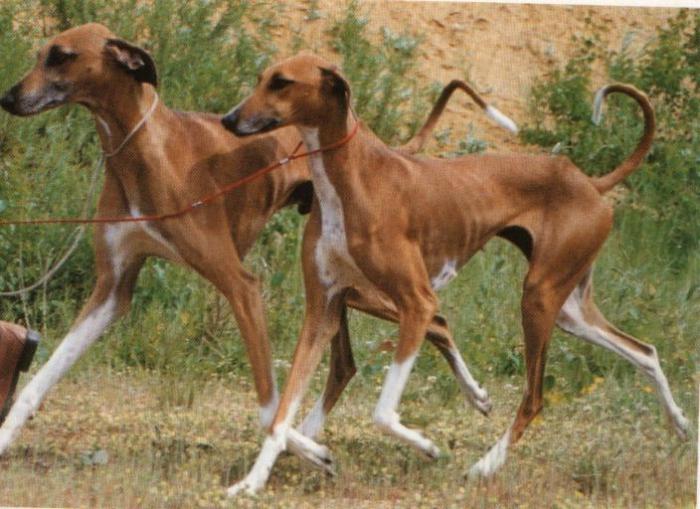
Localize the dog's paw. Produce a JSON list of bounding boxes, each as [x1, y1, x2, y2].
[[226, 479, 257, 498], [288, 430, 336, 476], [469, 389, 493, 417], [422, 440, 442, 460], [672, 411, 690, 441]]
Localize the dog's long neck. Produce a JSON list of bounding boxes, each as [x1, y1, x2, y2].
[[89, 83, 164, 162], [299, 112, 359, 182], [86, 82, 180, 216]]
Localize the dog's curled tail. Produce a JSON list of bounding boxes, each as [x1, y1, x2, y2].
[[399, 80, 518, 154], [591, 83, 655, 194]]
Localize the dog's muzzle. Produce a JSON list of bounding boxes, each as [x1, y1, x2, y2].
[[221, 107, 241, 133], [222, 108, 280, 137], [0, 84, 21, 115], [0, 82, 70, 117]]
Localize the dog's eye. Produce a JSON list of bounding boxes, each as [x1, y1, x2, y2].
[[45, 45, 77, 67], [268, 75, 293, 91]]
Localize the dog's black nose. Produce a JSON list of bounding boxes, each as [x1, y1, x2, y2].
[[0, 84, 20, 114], [221, 108, 240, 132]]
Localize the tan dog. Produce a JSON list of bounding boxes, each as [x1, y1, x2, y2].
[[221, 53, 689, 496], [0, 24, 514, 460]]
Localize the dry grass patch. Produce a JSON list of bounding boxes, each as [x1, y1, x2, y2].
[[0, 369, 694, 508]]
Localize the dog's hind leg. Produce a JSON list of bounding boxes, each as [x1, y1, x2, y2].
[[468, 207, 612, 480], [299, 296, 490, 439], [426, 322, 492, 416], [556, 268, 689, 438], [468, 263, 577, 479], [0, 232, 144, 456], [227, 221, 346, 496]]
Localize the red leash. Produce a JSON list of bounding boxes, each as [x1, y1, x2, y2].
[[0, 120, 360, 227]]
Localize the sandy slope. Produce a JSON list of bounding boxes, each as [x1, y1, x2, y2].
[[269, 1, 680, 151]]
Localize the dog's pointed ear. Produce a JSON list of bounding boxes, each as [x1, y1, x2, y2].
[[319, 66, 350, 110], [104, 38, 158, 87]]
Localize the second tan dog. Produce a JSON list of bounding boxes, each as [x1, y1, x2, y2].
[[0, 24, 514, 463], [222, 53, 689, 496]]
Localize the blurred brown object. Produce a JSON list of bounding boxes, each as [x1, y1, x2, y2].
[[0, 321, 40, 424]]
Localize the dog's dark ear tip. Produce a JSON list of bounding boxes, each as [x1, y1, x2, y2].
[[319, 65, 339, 75], [318, 66, 350, 108], [105, 38, 158, 88]]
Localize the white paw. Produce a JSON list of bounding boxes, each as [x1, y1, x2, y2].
[[226, 478, 260, 498], [467, 429, 511, 481], [468, 389, 493, 416], [0, 431, 12, 456], [410, 430, 441, 460], [467, 459, 492, 481], [672, 412, 690, 441], [287, 430, 336, 475], [422, 440, 442, 460]]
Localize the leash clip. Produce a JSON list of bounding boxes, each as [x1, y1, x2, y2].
[[278, 157, 290, 165], [191, 200, 204, 208]]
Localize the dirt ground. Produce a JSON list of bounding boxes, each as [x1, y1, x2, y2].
[[269, 1, 679, 152]]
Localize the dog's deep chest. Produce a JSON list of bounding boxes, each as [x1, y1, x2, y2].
[[302, 129, 371, 297], [103, 205, 181, 274]]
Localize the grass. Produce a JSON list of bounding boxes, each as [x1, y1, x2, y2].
[[0, 1, 697, 507], [0, 369, 694, 508]]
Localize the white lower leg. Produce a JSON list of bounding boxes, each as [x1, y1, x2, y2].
[[373, 354, 440, 458], [557, 291, 689, 438], [258, 384, 279, 429], [227, 397, 301, 497], [447, 348, 492, 415], [227, 427, 288, 497], [0, 296, 116, 455], [298, 395, 326, 438], [639, 349, 689, 438], [287, 428, 334, 474], [468, 427, 512, 479]]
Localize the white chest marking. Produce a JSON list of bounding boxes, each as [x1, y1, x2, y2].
[[104, 207, 180, 273], [104, 222, 133, 275], [301, 128, 363, 298], [431, 259, 458, 290], [129, 206, 179, 255]]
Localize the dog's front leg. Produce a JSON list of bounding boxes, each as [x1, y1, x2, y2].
[[227, 215, 342, 497], [0, 230, 144, 456]]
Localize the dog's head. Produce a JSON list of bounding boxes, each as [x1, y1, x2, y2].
[[221, 53, 350, 136], [0, 23, 157, 116]]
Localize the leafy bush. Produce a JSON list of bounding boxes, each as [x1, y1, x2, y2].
[[521, 10, 700, 269], [519, 10, 699, 393]]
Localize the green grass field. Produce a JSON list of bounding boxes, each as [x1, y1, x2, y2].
[[0, 1, 697, 507]]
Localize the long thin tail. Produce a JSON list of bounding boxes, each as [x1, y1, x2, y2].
[[590, 84, 655, 194], [399, 80, 518, 154]]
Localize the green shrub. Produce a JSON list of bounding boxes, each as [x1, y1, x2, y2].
[[519, 10, 699, 393]]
